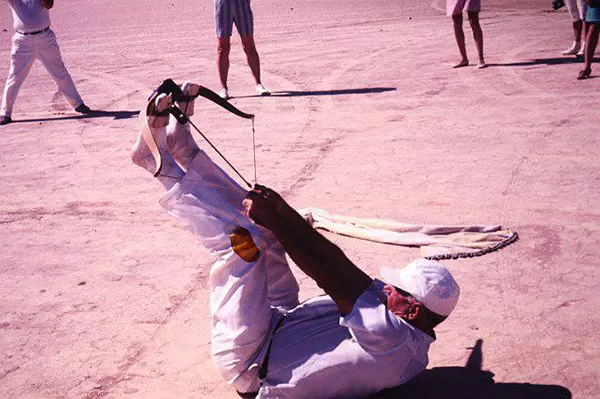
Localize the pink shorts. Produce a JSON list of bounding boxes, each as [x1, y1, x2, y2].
[[447, 0, 481, 16]]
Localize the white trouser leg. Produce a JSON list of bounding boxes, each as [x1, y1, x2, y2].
[[36, 30, 83, 108], [565, 0, 581, 21], [159, 150, 297, 392], [1, 33, 36, 117], [262, 236, 299, 311], [168, 122, 300, 309]]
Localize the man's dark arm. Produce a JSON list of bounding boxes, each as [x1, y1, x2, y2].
[[244, 185, 373, 315], [41, 0, 54, 10]]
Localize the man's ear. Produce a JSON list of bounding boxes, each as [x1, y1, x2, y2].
[[406, 302, 424, 321]]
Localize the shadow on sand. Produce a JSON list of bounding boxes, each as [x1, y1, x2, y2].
[[233, 87, 396, 99], [371, 340, 571, 399], [12, 109, 140, 124], [489, 56, 600, 67]]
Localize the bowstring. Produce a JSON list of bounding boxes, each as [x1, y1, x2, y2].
[[252, 117, 257, 185], [186, 117, 252, 188], [155, 110, 257, 188]]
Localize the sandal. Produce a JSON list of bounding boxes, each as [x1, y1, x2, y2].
[[577, 68, 592, 80], [453, 59, 469, 68]]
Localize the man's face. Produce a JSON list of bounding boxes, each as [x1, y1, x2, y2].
[[383, 284, 417, 318]]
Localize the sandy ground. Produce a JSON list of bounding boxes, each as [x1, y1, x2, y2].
[[0, 0, 598, 398]]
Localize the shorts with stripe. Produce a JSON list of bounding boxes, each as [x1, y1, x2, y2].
[[446, 0, 481, 16], [215, 0, 254, 38]]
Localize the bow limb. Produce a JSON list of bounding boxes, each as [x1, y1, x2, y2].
[[139, 91, 163, 177], [138, 79, 255, 179], [154, 79, 255, 120], [197, 86, 255, 120]]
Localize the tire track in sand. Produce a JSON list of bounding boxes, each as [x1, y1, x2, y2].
[[278, 43, 400, 198]]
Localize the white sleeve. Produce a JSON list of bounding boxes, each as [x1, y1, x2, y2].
[[340, 279, 413, 353]]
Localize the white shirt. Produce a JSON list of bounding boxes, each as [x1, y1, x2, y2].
[[2, 0, 51, 33], [258, 279, 434, 398]]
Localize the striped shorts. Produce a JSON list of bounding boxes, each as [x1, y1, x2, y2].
[[446, 0, 481, 16], [215, 0, 254, 38]]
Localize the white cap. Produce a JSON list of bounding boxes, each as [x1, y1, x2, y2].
[[380, 258, 460, 316]]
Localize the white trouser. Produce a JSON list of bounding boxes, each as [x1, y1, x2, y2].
[[565, 0, 589, 22], [158, 131, 299, 393], [1, 29, 83, 117]]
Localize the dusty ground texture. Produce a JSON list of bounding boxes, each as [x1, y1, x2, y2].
[[0, 0, 598, 398]]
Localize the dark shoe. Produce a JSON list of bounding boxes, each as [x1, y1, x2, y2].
[[0, 116, 12, 125], [577, 68, 592, 80], [75, 103, 91, 114], [552, 0, 565, 10]]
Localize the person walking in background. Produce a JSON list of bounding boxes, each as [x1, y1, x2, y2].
[[447, 0, 487, 69], [561, 0, 589, 55], [577, 0, 600, 79], [0, 0, 90, 126], [214, 0, 270, 100]]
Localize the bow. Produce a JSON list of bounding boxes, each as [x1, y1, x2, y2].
[[139, 79, 256, 187]]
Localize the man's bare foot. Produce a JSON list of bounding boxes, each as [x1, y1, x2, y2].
[[176, 82, 201, 117], [167, 83, 202, 171], [453, 59, 469, 68], [132, 93, 183, 189], [148, 93, 172, 128]]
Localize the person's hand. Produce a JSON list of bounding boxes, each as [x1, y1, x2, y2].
[[243, 185, 285, 231], [41, 0, 54, 10]]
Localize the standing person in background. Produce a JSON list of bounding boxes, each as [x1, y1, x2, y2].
[[0, 0, 91, 126], [561, 0, 589, 55], [214, 0, 271, 100], [577, 0, 600, 79], [447, 0, 487, 69]]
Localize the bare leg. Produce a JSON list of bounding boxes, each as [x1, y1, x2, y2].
[[583, 23, 600, 72], [241, 35, 261, 85], [217, 37, 231, 91], [468, 11, 486, 67], [580, 20, 590, 54], [452, 14, 469, 68], [241, 35, 270, 95]]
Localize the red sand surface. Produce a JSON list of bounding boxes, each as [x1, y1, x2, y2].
[[0, 0, 598, 398]]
